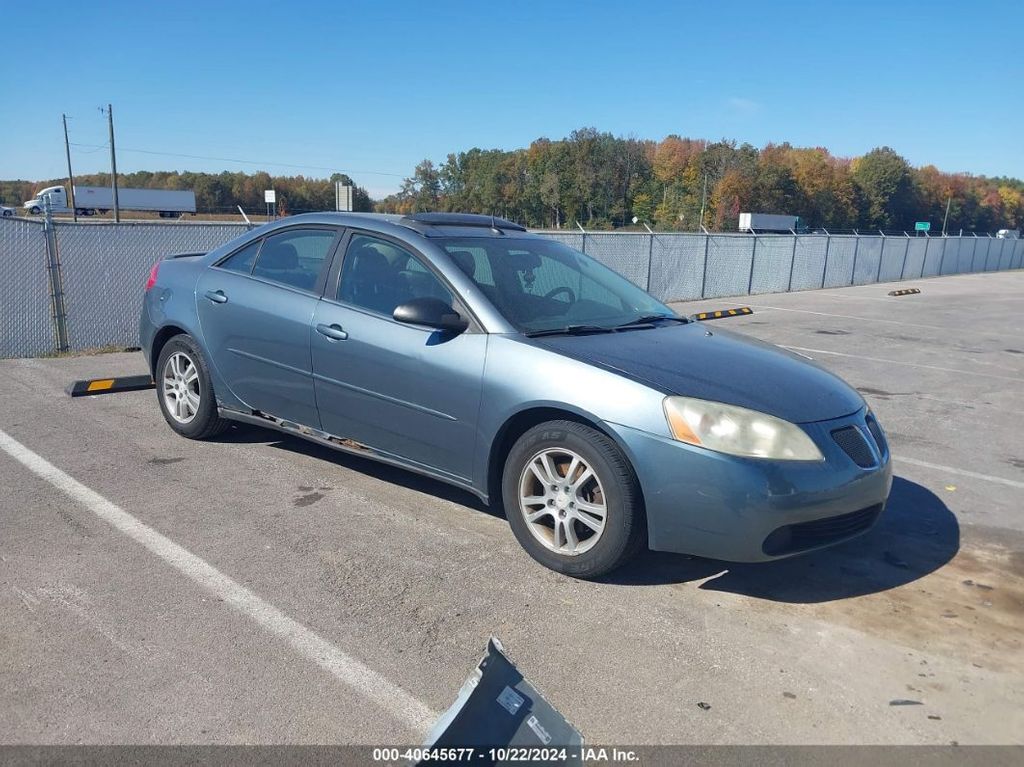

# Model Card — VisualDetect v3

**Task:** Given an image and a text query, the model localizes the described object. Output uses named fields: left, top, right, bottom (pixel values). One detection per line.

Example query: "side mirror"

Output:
left=393, top=297, right=469, bottom=334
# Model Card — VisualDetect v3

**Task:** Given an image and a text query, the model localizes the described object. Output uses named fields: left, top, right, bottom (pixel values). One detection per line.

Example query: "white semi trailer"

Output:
left=23, top=185, right=196, bottom=217
left=738, top=212, right=801, bottom=233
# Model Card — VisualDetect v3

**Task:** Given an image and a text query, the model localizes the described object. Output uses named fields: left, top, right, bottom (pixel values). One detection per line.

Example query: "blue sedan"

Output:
left=140, top=212, right=892, bottom=577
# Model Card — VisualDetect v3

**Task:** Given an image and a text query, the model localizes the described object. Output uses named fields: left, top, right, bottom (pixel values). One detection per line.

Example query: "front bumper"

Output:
left=608, top=407, right=893, bottom=562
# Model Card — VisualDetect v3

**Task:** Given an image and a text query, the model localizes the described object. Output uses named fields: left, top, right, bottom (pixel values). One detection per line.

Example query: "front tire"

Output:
left=502, top=420, right=646, bottom=578
left=155, top=335, right=229, bottom=440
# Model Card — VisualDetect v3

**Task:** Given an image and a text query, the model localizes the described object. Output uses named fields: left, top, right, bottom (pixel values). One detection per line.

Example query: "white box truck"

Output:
left=23, top=185, right=196, bottom=217
left=738, top=212, right=800, bottom=233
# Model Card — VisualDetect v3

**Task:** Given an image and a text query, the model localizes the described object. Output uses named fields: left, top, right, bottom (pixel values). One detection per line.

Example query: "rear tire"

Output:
left=155, top=335, right=229, bottom=440
left=502, top=420, right=646, bottom=578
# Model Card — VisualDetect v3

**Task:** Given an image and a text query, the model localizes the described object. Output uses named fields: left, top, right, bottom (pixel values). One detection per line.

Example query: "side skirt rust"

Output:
left=218, top=407, right=487, bottom=502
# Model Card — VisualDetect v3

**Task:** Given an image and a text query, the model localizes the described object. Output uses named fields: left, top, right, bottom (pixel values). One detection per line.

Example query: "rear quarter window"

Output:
left=217, top=240, right=261, bottom=274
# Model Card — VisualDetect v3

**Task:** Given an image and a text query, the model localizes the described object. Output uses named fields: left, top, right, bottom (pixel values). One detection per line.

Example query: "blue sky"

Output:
left=2, top=0, right=1021, bottom=198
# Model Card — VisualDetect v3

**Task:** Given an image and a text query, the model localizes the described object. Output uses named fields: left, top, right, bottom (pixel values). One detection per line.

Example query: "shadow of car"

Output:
left=232, top=423, right=954, bottom=604
left=600, top=476, right=958, bottom=602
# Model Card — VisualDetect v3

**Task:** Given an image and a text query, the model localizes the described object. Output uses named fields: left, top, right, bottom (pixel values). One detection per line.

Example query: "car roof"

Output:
left=265, top=211, right=536, bottom=240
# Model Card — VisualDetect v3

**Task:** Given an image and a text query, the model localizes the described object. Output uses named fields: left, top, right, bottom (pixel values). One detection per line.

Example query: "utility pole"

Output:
left=62, top=114, right=77, bottom=222
left=698, top=173, right=708, bottom=232
left=941, top=196, right=951, bottom=236
left=105, top=103, right=120, bottom=222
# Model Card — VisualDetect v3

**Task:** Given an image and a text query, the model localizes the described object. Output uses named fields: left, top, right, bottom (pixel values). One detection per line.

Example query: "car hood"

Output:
left=525, top=323, right=864, bottom=424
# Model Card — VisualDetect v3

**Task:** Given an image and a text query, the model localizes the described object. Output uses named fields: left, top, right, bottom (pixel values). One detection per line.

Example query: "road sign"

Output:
left=264, top=190, right=276, bottom=204
left=335, top=182, right=353, bottom=212
left=915, top=221, right=930, bottom=232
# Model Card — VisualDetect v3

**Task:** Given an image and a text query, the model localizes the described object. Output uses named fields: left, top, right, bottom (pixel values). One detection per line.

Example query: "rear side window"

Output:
left=252, top=229, right=336, bottom=292
left=218, top=240, right=261, bottom=274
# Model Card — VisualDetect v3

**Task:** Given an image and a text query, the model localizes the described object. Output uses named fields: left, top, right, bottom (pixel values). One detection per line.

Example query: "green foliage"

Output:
left=851, top=147, right=919, bottom=230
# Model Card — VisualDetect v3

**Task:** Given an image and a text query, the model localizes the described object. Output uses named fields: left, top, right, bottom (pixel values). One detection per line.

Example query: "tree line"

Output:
left=376, top=128, right=1024, bottom=233
left=0, top=171, right=372, bottom=216
left=3, top=131, right=1021, bottom=233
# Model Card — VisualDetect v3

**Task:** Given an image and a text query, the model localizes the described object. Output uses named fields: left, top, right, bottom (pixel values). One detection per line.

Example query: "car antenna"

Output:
left=490, top=214, right=503, bottom=235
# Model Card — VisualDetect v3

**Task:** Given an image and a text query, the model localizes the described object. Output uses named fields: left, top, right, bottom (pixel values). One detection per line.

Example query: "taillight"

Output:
left=145, top=261, right=160, bottom=291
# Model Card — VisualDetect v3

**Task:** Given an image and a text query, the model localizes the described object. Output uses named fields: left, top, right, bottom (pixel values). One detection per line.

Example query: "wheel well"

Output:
left=150, top=325, right=187, bottom=374
left=486, top=407, right=645, bottom=513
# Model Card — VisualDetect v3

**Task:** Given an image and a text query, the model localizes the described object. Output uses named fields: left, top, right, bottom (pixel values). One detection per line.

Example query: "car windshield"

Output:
left=438, top=237, right=677, bottom=334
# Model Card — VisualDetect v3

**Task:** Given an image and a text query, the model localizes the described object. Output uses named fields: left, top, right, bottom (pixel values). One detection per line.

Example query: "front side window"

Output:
left=440, top=238, right=671, bottom=333
left=338, top=234, right=453, bottom=317
left=251, top=229, right=336, bottom=292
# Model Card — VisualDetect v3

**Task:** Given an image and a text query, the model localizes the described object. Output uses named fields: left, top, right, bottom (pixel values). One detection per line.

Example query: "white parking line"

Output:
left=747, top=304, right=946, bottom=330
left=782, top=345, right=1024, bottom=383
left=0, top=427, right=438, bottom=735
left=897, top=456, right=1024, bottom=490
left=823, top=293, right=910, bottom=303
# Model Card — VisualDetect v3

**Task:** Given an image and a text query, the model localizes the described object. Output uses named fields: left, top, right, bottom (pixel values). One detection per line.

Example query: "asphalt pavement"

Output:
left=0, top=271, right=1021, bottom=745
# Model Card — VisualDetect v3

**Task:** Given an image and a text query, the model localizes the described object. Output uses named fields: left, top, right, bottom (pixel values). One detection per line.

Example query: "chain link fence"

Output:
left=0, top=218, right=55, bottom=357
left=56, top=221, right=249, bottom=350
left=2, top=217, right=1023, bottom=358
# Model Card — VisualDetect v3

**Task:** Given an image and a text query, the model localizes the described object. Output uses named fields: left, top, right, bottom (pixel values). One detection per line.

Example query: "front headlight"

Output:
left=663, top=396, right=824, bottom=461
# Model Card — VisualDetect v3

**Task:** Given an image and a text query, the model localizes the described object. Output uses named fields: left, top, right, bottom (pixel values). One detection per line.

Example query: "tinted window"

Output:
left=252, top=229, right=336, bottom=292
left=338, top=234, right=452, bottom=316
left=218, top=240, right=261, bottom=274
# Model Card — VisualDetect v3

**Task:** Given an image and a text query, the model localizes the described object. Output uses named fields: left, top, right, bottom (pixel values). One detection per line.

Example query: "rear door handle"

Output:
left=204, top=290, right=228, bottom=304
left=316, top=323, right=348, bottom=341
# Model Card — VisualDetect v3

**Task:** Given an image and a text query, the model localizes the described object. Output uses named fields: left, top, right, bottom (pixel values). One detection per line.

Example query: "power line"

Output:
left=70, top=143, right=109, bottom=154
left=68, top=143, right=405, bottom=178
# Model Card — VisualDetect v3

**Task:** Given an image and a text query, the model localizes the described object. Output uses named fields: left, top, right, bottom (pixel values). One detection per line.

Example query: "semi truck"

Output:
left=23, top=185, right=196, bottom=218
left=738, top=212, right=801, bottom=233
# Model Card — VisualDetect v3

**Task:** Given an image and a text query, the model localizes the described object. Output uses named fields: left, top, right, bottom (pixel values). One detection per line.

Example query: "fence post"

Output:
left=898, top=233, right=910, bottom=280
left=875, top=231, right=885, bottom=283
left=747, top=233, right=758, bottom=294
left=42, top=200, right=69, bottom=353
left=937, top=235, right=947, bottom=275
left=850, top=231, right=860, bottom=285
left=786, top=231, right=798, bottom=291
left=820, top=230, right=831, bottom=288
left=919, top=233, right=929, bottom=278
left=969, top=233, right=979, bottom=272
left=646, top=231, right=654, bottom=292
left=699, top=229, right=711, bottom=299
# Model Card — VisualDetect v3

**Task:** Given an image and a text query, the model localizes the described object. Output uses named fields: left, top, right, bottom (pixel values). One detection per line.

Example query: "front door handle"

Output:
left=204, top=290, right=228, bottom=304
left=316, top=323, right=348, bottom=341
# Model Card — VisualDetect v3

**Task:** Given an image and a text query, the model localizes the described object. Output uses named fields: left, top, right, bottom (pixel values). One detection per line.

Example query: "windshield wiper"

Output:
left=614, top=314, right=690, bottom=329
left=524, top=324, right=615, bottom=338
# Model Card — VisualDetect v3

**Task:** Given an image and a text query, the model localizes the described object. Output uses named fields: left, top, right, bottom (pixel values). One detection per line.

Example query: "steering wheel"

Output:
left=544, top=286, right=577, bottom=303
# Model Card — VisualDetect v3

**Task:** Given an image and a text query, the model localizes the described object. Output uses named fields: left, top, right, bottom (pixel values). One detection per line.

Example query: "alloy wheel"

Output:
left=162, top=351, right=201, bottom=424
left=518, top=448, right=607, bottom=556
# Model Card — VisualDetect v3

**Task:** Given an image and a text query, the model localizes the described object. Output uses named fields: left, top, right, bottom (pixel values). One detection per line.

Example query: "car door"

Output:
left=197, top=226, right=341, bottom=428
left=310, top=231, right=486, bottom=482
